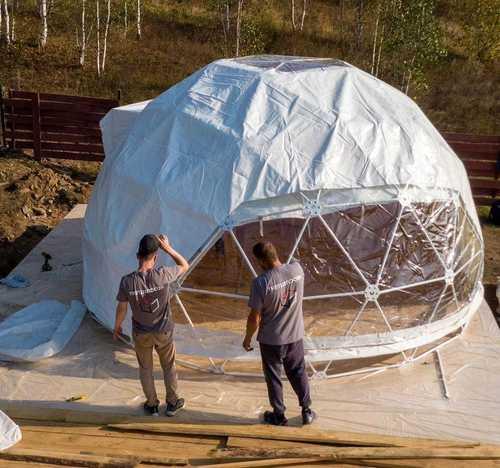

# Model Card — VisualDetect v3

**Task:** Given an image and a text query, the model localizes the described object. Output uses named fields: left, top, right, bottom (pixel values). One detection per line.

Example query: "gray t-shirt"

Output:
left=248, top=262, right=305, bottom=345
left=116, top=265, right=180, bottom=334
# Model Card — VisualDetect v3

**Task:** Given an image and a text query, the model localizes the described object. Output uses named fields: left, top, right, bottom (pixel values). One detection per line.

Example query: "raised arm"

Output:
left=157, top=234, right=189, bottom=275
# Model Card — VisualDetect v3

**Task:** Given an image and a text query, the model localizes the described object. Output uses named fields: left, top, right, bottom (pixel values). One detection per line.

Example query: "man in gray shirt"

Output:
left=115, top=234, right=189, bottom=417
left=243, top=241, right=316, bottom=426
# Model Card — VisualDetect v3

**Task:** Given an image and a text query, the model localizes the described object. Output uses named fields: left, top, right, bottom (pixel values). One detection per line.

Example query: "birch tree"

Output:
left=101, top=0, right=111, bottom=72
left=383, top=0, right=445, bottom=93
left=96, top=0, right=101, bottom=76
left=136, top=0, right=141, bottom=39
left=290, top=0, right=307, bottom=32
left=79, top=0, right=93, bottom=66
left=39, top=0, right=48, bottom=48
left=235, top=0, right=243, bottom=57
left=123, top=0, right=128, bottom=37
left=3, top=0, right=10, bottom=45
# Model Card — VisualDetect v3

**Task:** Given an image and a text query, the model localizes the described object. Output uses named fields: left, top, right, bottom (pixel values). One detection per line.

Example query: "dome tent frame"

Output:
left=169, top=185, right=483, bottom=380
left=85, top=55, right=484, bottom=385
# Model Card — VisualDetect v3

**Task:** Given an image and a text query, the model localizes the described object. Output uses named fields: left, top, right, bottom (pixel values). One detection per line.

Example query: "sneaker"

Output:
left=302, top=407, right=316, bottom=425
left=263, top=410, right=288, bottom=426
left=165, top=398, right=185, bottom=417
left=143, top=402, right=159, bottom=417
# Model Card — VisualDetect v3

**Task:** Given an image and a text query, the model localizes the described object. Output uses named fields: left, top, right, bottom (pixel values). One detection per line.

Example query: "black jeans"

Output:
left=260, top=339, right=311, bottom=415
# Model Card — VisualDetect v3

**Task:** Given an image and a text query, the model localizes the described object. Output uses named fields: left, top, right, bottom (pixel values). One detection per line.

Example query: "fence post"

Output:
left=0, top=85, right=6, bottom=148
left=32, top=92, right=42, bottom=161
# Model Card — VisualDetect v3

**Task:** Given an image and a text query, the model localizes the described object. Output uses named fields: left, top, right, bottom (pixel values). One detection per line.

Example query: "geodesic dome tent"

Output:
left=83, top=55, right=484, bottom=377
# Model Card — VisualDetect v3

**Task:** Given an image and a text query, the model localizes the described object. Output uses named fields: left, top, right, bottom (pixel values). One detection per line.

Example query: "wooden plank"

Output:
left=198, top=458, right=328, bottom=468
left=41, top=116, right=101, bottom=129
left=474, top=196, right=496, bottom=207
left=5, top=115, right=33, bottom=126
left=39, top=92, right=118, bottom=107
left=108, top=423, right=479, bottom=449
left=442, top=132, right=500, bottom=144
left=218, top=445, right=500, bottom=461
left=32, top=93, right=41, bottom=161
left=41, top=110, right=105, bottom=125
left=9, top=90, right=39, bottom=100
left=41, top=124, right=102, bottom=137
left=17, top=429, right=214, bottom=459
left=470, top=178, right=500, bottom=191
left=463, top=160, right=497, bottom=177
left=41, top=142, right=103, bottom=153
left=18, top=420, right=222, bottom=446
left=0, top=448, right=138, bottom=468
left=41, top=132, right=102, bottom=144
left=40, top=151, right=104, bottom=161
left=40, top=100, right=115, bottom=115
left=3, top=98, right=33, bottom=110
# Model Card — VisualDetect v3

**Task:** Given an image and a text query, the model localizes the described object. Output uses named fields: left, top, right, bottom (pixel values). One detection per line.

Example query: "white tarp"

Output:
left=0, top=410, right=21, bottom=451
left=0, top=300, right=86, bottom=362
left=84, top=55, right=481, bottom=347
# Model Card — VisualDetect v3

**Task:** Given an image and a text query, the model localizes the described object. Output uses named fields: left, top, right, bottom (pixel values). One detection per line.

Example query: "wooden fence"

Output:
left=0, top=89, right=119, bottom=162
left=0, top=90, right=498, bottom=206
left=442, top=132, right=500, bottom=207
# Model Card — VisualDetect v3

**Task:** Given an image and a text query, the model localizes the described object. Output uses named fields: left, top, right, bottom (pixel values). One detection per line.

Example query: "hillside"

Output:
left=0, top=0, right=498, bottom=134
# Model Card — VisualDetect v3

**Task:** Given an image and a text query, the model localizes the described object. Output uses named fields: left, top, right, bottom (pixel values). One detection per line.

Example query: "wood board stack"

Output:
left=2, top=414, right=500, bottom=468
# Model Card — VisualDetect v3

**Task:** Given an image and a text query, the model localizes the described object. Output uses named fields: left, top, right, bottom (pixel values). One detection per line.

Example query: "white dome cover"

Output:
left=83, top=56, right=481, bottom=355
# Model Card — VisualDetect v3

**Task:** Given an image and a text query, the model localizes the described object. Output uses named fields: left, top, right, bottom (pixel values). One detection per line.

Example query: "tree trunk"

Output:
left=96, top=0, right=101, bottom=76
left=101, top=0, right=111, bottom=72
left=136, top=0, right=141, bottom=39
left=235, top=0, right=243, bottom=57
left=124, top=0, right=128, bottom=37
left=0, top=0, right=3, bottom=42
left=3, top=0, right=10, bottom=45
left=39, top=0, right=48, bottom=48
left=375, top=23, right=384, bottom=77
left=370, top=6, right=380, bottom=74
left=9, top=0, right=14, bottom=42
left=355, top=0, right=364, bottom=51
left=80, top=0, right=86, bottom=66
left=291, top=0, right=296, bottom=31
left=299, top=0, right=307, bottom=31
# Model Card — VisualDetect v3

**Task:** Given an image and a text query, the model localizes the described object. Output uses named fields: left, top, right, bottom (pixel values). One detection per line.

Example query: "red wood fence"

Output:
left=0, top=89, right=118, bottom=162
left=442, top=132, right=500, bottom=207
left=0, top=90, right=498, bottom=206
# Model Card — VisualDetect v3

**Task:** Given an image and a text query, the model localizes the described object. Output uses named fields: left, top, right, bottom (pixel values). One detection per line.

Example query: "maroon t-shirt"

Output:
left=116, top=265, right=180, bottom=334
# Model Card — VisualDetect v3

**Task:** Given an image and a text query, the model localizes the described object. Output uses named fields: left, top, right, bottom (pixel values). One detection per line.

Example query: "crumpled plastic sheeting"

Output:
left=0, top=300, right=86, bottom=362
left=86, top=55, right=481, bottom=346
left=0, top=410, right=21, bottom=451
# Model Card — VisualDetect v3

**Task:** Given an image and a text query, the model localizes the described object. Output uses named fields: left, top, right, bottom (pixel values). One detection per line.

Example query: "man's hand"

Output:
left=113, top=325, right=123, bottom=341
left=242, top=336, right=253, bottom=352
left=157, top=234, right=171, bottom=251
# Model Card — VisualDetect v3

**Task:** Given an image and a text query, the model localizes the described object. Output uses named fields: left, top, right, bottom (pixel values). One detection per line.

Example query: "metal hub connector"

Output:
left=303, top=200, right=322, bottom=217
left=364, top=284, right=380, bottom=301
left=221, top=216, right=235, bottom=231
left=445, top=269, right=454, bottom=286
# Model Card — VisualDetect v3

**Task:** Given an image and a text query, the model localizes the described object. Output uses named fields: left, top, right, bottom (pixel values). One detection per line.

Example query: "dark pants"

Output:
left=260, top=340, right=311, bottom=415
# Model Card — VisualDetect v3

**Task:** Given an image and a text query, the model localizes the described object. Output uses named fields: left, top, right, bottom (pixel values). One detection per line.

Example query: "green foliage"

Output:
left=461, top=0, right=500, bottom=63
left=382, top=0, right=447, bottom=91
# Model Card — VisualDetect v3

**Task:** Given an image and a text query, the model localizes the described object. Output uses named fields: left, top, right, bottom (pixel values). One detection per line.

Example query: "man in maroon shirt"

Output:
left=115, top=234, right=189, bottom=417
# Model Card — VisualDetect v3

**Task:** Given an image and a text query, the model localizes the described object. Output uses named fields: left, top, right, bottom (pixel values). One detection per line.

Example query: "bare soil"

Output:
left=0, top=150, right=97, bottom=277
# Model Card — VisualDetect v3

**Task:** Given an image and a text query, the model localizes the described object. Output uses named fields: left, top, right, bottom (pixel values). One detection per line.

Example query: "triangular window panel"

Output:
left=412, top=200, right=456, bottom=269
left=294, top=215, right=367, bottom=296
left=377, top=281, right=445, bottom=330
left=233, top=217, right=307, bottom=274
left=321, top=202, right=401, bottom=285
left=182, top=231, right=254, bottom=296
left=346, top=301, right=392, bottom=337
left=379, top=208, right=445, bottom=290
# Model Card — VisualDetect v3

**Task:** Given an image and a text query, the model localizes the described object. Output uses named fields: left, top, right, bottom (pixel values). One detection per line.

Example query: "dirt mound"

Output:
left=0, top=150, right=97, bottom=277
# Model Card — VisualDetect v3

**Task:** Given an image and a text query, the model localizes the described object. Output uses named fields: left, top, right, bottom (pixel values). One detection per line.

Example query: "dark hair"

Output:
left=252, top=241, right=279, bottom=263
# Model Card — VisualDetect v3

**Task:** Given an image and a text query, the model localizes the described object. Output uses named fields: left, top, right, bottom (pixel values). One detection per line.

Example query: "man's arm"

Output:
left=113, top=301, right=128, bottom=340
left=243, top=308, right=261, bottom=351
left=157, top=234, right=189, bottom=275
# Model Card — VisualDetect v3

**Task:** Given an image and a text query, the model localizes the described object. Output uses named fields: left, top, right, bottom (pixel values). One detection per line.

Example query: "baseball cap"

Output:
left=137, top=234, right=159, bottom=257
